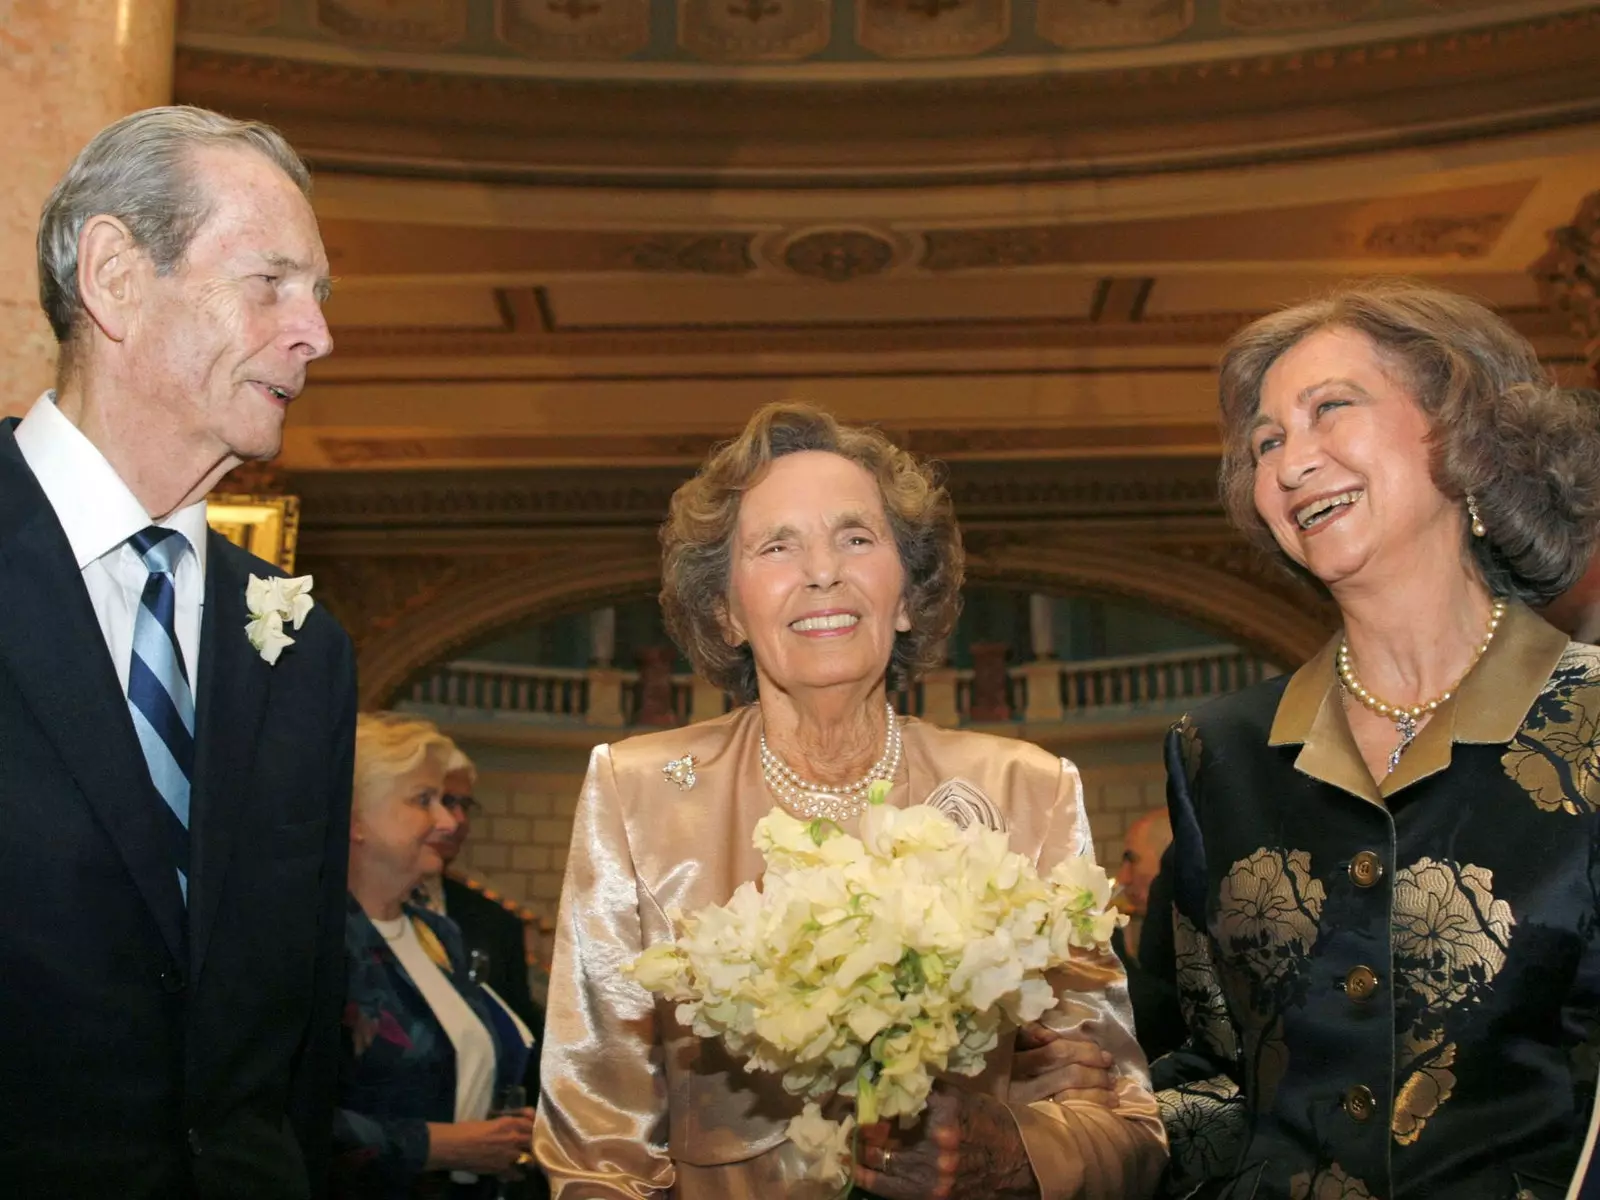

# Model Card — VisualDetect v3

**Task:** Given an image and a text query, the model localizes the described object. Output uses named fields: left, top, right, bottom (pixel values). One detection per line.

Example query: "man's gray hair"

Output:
left=37, top=105, right=311, bottom=350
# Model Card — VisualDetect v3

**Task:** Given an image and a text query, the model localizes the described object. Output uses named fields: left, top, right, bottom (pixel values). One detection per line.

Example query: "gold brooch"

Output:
left=662, top=753, right=698, bottom=791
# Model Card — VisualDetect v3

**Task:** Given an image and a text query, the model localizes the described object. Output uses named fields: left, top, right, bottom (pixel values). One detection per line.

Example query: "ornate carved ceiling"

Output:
left=166, top=1, right=1600, bottom=476
left=177, top=3, right=1600, bottom=184
left=158, top=1, right=1600, bottom=685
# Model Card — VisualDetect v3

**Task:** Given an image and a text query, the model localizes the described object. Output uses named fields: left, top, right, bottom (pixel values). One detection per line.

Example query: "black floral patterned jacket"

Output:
left=1153, top=603, right=1600, bottom=1200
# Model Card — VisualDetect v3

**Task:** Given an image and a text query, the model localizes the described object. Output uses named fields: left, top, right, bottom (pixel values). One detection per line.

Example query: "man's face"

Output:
left=1114, top=815, right=1173, bottom=917
left=124, top=144, right=332, bottom=464
left=437, top=769, right=476, bottom=866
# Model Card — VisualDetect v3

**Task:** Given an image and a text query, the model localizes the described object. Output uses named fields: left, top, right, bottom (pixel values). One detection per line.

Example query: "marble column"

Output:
left=1, top=0, right=176, bottom=413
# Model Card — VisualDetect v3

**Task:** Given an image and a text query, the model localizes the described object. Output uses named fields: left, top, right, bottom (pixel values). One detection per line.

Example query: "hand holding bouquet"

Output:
left=627, top=780, right=1125, bottom=1191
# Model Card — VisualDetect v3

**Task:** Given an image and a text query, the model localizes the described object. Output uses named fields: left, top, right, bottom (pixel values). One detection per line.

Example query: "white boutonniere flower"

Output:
left=245, top=574, right=315, bottom=665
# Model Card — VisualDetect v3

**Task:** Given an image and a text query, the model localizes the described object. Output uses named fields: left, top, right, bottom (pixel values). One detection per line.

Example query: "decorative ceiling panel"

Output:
left=856, top=0, right=1011, bottom=60
left=177, top=0, right=1594, bottom=70
left=496, top=0, right=653, bottom=59
left=1034, top=0, right=1192, bottom=50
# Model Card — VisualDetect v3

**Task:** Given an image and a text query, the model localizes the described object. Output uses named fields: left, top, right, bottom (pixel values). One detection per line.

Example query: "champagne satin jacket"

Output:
left=532, top=706, right=1169, bottom=1198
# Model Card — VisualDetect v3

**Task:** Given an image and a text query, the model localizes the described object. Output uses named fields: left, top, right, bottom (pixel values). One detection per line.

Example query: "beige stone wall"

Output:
left=447, top=728, right=1171, bottom=945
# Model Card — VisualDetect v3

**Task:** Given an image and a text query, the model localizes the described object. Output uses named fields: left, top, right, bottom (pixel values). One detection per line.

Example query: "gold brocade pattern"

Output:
left=1217, top=848, right=1325, bottom=982
left=1392, top=1034, right=1457, bottom=1147
left=1392, top=859, right=1513, bottom=1010
left=1289, top=1163, right=1375, bottom=1200
left=1174, top=912, right=1238, bottom=1062
left=1389, top=858, right=1513, bottom=1146
left=1503, top=644, right=1600, bottom=815
left=1158, top=1074, right=1246, bottom=1186
left=1215, top=848, right=1324, bottom=1111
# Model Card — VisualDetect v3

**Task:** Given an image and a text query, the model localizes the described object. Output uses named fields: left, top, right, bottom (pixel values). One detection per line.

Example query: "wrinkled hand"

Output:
left=853, top=1086, right=1041, bottom=1200
left=1010, top=1021, right=1119, bottom=1108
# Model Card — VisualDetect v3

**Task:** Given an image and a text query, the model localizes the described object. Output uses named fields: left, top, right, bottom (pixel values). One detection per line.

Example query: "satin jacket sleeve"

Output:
left=1005, top=756, right=1170, bottom=1200
left=533, top=745, right=673, bottom=1196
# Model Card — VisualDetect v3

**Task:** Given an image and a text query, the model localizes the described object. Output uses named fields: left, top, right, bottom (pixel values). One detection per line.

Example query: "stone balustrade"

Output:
left=402, top=644, right=1277, bottom=728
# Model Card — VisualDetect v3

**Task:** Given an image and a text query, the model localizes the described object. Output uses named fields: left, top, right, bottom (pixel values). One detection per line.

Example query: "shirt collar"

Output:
left=1267, top=599, right=1569, bottom=803
left=14, top=392, right=209, bottom=576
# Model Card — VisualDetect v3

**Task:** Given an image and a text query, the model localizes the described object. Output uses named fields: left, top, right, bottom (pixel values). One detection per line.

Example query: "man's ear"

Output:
left=76, top=215, right=142, bottom=346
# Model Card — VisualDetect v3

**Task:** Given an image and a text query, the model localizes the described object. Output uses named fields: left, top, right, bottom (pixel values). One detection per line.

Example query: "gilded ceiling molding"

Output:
left=677, top=0, right=831, bottom=63
left=1221, top=0, right=1378, bottom=34
left=857, top=0, right=1010, bottom=61
left=171, top=7, right=1600, bottom=186
left=288, top=457, right=1228, bottom=533
left=780, top=228, right=899, bottom=282
left=496, top=0, right=651, bottom=60
left=1531, top=189, right=1600, bottom=382
left=315, top=0, right=470, bottom=49
left=1035, top=0, right=1191, bottom=50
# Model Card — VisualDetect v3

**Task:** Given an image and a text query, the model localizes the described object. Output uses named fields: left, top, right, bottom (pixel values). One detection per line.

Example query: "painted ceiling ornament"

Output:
left=662, top=753, right=699, bottom=791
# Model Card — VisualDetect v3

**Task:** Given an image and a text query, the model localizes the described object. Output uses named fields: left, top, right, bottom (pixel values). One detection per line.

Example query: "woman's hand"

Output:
left=854, top=1087, right=1040, bottom=1200
left=425, top=1110, right=536, bottom=1177
left=1010, top=1021, right=1119, bottom=1108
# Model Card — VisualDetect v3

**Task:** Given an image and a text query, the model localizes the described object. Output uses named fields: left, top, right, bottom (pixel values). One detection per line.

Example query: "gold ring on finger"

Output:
left=516, top=1153, right=532, bottom=1166
left=880, top=1148, right=893, bottom=1174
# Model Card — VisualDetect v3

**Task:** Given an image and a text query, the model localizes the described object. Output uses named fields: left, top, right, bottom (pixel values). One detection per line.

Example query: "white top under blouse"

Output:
left=371, top=914, right=496, bottom=1153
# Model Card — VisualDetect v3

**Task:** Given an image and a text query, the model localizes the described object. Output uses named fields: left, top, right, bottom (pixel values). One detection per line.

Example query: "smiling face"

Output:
left=353, top=759, right=461, bottom=892
left=124, top=143, right=332, bottom=462
left=1250, top=326, right=1462, bottom=593
left=723, top=450, right=911, bottom=702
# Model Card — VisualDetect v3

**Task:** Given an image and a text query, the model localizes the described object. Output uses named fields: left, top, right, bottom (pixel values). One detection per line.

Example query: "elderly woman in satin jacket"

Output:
left=533, top=402, right=1167, bottom=1199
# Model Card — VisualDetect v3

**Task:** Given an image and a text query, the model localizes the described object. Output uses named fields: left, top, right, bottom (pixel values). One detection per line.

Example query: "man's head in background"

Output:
left=1115, top=808, right=1173, bottom=917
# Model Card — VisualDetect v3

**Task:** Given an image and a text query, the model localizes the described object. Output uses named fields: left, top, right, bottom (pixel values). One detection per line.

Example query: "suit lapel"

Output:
left=0, top=427, right=188, bottom=963
left=188, top=533, right=272, bottom=979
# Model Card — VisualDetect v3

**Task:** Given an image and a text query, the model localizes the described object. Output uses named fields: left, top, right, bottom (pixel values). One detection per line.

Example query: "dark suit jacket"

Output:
left=1111, top=847, right=1187, bottom=1064
left=440, top=875, right=542, bottom=1050
left=0, top=423, right=357, bottom=1199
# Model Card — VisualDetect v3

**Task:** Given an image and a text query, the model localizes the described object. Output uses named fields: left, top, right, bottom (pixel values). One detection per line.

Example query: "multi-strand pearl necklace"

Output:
left=759, top=702, right=902, bottom=822
left=1338, top=598, right=1507, bottom=776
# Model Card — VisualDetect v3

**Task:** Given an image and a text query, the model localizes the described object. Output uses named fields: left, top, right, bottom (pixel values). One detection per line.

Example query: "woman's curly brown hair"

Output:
left=660, top=402, right=965, bottom=705
left=1218, top=279, right=1600, bottom=604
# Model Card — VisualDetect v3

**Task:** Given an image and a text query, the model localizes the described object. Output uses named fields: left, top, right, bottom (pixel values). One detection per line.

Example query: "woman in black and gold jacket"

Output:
left=1154, top=281, right=1600, bottom=1200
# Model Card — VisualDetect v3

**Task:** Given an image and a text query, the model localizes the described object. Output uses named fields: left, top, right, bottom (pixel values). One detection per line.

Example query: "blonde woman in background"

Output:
left=334, top=714, right=536, bottom=1200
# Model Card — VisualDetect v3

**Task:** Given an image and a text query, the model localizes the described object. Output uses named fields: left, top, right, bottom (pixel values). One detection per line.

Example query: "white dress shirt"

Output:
left=14, top=392, right=208, bottom=694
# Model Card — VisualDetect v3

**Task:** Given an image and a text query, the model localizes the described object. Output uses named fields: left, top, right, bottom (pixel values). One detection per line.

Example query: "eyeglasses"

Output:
left=440, top=793, right=479, bottom=816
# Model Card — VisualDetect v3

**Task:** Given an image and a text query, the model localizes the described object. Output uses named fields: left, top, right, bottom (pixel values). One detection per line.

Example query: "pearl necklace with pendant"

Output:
left=1338, top=598, right=1507, bottom=776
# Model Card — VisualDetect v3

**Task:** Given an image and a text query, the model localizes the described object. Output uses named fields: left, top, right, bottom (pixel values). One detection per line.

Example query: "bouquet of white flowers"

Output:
left=627, top=780, right=1125, bottom=1191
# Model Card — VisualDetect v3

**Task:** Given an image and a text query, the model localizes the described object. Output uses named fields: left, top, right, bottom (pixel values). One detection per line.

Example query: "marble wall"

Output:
left=1, top=0, right=177, bottom=412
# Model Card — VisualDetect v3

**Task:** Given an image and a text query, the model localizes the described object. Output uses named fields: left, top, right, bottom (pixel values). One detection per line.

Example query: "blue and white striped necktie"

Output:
left=125, top=526, right=195, bottom=900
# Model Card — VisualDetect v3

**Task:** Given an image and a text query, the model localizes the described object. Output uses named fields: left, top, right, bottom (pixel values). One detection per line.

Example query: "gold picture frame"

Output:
left=206, top=493, right=301, bottom=573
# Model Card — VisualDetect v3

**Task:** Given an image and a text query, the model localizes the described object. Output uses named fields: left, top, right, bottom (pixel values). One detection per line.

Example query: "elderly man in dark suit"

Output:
left=0, top=107, right=353, bottom=1199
